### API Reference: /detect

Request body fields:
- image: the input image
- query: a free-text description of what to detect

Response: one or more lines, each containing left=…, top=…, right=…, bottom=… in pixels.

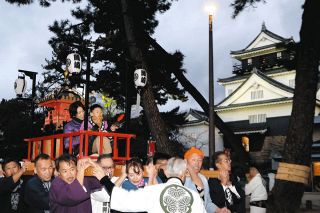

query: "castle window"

left=251, top=90, right=264, bottom=100
left=289, top=79, right=295, bottom=88
left=277, top=52, right=282, bottom=59
left=249, top=114, right=266, bottom=124
left=247, top=58, right=252, bottom=65
left=290, top=53, right=295, bottom=60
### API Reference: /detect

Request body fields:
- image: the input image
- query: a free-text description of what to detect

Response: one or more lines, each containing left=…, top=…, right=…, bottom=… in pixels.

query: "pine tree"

left=4, top=0, right=247, bottom=159
left=231, top=0, right=320, bottom=212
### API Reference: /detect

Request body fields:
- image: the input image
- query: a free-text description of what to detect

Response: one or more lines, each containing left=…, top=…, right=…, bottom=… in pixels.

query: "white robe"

left=111, top=177, right=207, bottom=213
left=245, top=174, right=268, bottom=213
left=91, top=176, right=118, bottom=213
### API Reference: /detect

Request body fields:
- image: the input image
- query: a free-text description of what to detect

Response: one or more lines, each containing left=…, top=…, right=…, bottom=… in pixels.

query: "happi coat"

left=110, top=177, right=207, bottom=213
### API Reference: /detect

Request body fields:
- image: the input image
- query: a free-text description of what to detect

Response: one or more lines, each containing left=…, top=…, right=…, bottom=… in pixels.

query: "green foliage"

left=5, top=0, right=189, bottom=155
left=230, top=0, right=265, bottom=18
left=41, top=0, right=186, bottom=110
left=101, top=93, right=118, bottom=119
left=128, top=106, right=186, bottom=156
left=5, top=0, right=81, bottom=7
left=6, top=0, right=187, bottom=112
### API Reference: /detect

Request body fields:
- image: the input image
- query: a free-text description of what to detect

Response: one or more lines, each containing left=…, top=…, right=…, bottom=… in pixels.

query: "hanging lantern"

left=14, top=75, right=27, bottom=97
left=134, top=69, right=147, bottom=88
left=147, top=135, right=156, bottom=157
left=242, top=136, right=250, bottom=152
left=66, top=53, right=82, bottom=74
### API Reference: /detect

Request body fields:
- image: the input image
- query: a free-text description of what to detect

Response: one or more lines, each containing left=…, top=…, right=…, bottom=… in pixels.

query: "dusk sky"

left=0, top=0, right=304, bottom=112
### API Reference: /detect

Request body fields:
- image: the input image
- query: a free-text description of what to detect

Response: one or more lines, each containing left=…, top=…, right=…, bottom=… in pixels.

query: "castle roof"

left=230, top=22, right=294, bottom=59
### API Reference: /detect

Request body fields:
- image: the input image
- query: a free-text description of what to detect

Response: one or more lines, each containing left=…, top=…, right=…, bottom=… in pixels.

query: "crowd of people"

left=0, top=101, right=270, bottom=212
left=0, top=147, right=269, bottom=213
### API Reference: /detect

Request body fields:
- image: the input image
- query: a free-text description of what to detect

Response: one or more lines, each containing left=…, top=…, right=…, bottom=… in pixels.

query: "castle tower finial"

left=262, top=21, right=266, bottom=31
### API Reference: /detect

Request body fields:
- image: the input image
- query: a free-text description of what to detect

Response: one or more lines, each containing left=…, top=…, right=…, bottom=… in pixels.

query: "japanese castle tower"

left=215, top=23, right=320, bottom=165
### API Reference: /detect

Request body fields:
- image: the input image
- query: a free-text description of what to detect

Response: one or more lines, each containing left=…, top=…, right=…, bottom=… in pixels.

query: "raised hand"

left=114, top=165, right=127, bottom=187
left=110, top=124, right=119, bottom=132
left=21, top=160, right=31, bottom=173
left=146, top=162, right=157, bottom=178
left=92, top=164, right=105, bottom=181
left=77, top=158, right=91, bottom=172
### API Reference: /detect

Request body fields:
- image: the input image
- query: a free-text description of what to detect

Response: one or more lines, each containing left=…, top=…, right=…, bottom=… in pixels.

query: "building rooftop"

left=218, top=68, right=291, bottom=84
left=230, top=22, right=293, bottom=56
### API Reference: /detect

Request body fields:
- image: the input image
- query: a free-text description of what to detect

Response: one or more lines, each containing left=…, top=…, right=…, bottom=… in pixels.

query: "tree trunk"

left=146, top=35, right=247, bottom=163
left=268, top=1, right=320, bottom=212
left=120, top=0, right=177, bottom=155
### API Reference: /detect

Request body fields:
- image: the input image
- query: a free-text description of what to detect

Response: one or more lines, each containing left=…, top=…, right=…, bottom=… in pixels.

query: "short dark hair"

left=34, top=153, right=51, bottom=165
left=3, top=158, right=21, bottom=170
left=55, top=153, right=77, bottom=171
left=153, top=152, right=171, bottom=164
left=69, top=101, right=84, bottom=118
left=97, top=154, right=113, bottom=163
left=212, top=151, right=226, bottom=169
left=90, top=104, right=103, bottom=112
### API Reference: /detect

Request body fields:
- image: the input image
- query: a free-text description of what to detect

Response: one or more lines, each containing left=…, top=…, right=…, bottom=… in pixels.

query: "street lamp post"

left=83, top=49, right=91, bottom=131
left=208, top=9, right=215, bottom=167
left=18, top=69, right=38, bottom=133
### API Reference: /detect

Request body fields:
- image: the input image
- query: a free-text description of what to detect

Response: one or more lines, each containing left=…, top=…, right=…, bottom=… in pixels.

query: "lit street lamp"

left=206, top=3, right=215, bottom=166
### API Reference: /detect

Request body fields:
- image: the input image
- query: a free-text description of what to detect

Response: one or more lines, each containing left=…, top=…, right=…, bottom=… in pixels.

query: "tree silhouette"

left=231, top=0, right=320, bottom=212
left=4, top=0, right=247, bottom=160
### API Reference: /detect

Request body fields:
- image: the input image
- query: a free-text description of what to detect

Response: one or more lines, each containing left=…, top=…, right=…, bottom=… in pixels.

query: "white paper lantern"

left=134, top=69, right=147, bottom=88
left=66, top=53, right=82, bottom=74
left=14, top=76, right=27, bottom=96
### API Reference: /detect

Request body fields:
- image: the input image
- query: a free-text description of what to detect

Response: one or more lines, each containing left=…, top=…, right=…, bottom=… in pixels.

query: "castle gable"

left=245, top=31, right=283, bottom=51
left=216, top=70, right=294, bottom=108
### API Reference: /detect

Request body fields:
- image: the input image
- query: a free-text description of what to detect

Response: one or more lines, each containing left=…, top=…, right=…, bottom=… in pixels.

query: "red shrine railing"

left=24, top=131, right=136, bottom=161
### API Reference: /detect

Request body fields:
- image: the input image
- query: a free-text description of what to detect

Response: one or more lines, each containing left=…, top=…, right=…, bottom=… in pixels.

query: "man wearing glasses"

left=91, top=154, right=124, bottom=213
left=208, top=151, right=245, bottom=213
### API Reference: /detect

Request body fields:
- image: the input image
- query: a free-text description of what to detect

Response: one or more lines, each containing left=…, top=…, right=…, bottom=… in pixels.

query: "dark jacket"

left=208, top=176, right=245, bottom=213
left=24, top=175, right=52, bottom=213
left=0, top=176, right=26, bottom=213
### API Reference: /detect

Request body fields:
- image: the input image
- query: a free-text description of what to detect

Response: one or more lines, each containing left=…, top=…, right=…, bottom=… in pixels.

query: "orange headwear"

left=184, top=147, right=204, bottom=159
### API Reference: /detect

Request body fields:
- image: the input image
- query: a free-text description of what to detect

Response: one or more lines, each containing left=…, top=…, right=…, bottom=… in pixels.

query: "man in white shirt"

left=245, top=167, right=268, bottom=213
left=91, top=154, right=124, bottom=213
